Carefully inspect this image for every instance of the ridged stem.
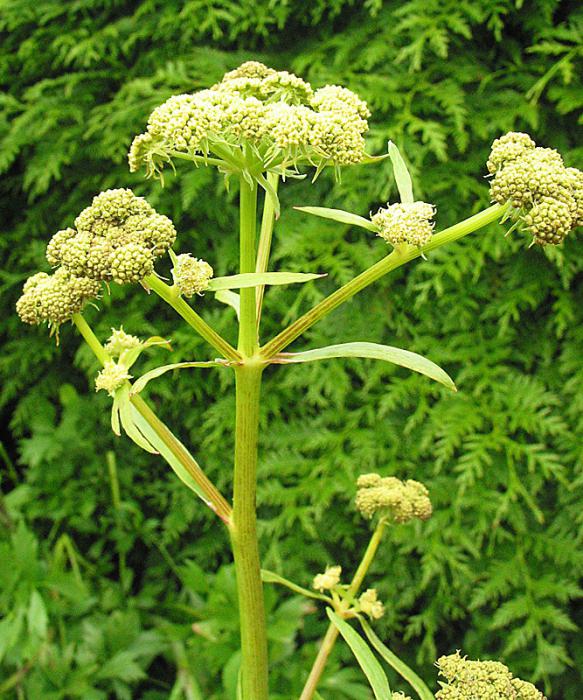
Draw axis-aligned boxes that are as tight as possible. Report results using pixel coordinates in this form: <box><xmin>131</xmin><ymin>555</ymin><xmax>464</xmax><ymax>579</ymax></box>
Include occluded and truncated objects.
<box><xmin>255</xmin><ymin>172</ymin><xmax>280</xmax><ymax>329</ymax></box>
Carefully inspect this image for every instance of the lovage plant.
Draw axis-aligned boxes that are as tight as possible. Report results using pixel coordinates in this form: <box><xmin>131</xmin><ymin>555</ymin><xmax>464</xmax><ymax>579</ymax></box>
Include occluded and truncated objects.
<box><xmin>17</xmin><ymin>62</ymin><xmax>581</xmax><ymax>699</ymax></box>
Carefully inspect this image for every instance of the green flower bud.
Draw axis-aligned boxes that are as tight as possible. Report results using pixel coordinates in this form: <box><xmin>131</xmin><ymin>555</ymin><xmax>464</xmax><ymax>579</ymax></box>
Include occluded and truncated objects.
<box><xmin>371</xmin><ymin>201</ymin><xmax>435</xmax><ymax>247</ymax></box>
<box><xmin>487</xmin><ymin>131</ymin><xmax>536</xmax><ymax>174</ymax></box>
<box><xmin>222</xmin><ymin>61</ymin><xmax>276</xmax><ymax>82</ymax></box>
<box><xmin>95</xmin><ymin>361</ymin><xmax>132</xmax><ymax>397</ymax></box>
<box><xmin>172</xmin><ymin>254</ymin><xmax>214</xmax><ymax>297</ymax></box>
<box><xmin>435</xmin><ymin>651</ymin><xmax>546</xmax><ymax>699</ymax></box>
<box><xmin>523</xmin><ymin>195</ymin><xmax>573</xmax><ymax>245</ymax></box>
<box><xmin>110</xmin><ymin>243</ymin><xmax>154</xmax><ymax>284</ymax></box>
<box><xmin>16</xmin><ymin>268</ymin><xmax>100</xmax><ymax>328</ymax></box>
<box><xmin>309</xmin><ymin>110</ymin><xmax>368</xmax><ymax>165</ymax></box>
<box><xmin>311</xmin><ymin>85</ymin><xmax>370</xmax><ymax>119</ymax></box>
<box><xmin>358</xmin><ymin>588</ymin><xmax>385</xmax><ymax>620</ymax></box>
<box><xmin>312</xmin><ymin>565</ymin><xmax>342</xmax><ymax>592</ymax></box>
<box><xmin>46</xmin><ymin>228</ymin><xmax>76</xmax><ymax>267</ymax></box>
<box><xmin>355</xmin><ymin>474</ymin><xmax>432</xmax><ymax>522</ymax></box>
<box><xmin>565</xmin><ymin>167</ymin><xmax>583</xmax><ymax>227</ymax></box>
<box><xmin>393</xmin><ymin>693</ymin><xmax>413</xmax><ymax>700</ymax></box>
<box><xmin>105</xmin><ymin>327</ymin><xmax>141</xmax><ymax>357</ymax></box>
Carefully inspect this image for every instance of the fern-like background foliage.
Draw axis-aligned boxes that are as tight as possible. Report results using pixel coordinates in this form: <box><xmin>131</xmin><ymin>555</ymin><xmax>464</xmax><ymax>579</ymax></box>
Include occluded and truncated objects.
<box><xmin>1</xmin><ymin>1</ymin><xmax>582</xmax><ymax>697</ymax></box>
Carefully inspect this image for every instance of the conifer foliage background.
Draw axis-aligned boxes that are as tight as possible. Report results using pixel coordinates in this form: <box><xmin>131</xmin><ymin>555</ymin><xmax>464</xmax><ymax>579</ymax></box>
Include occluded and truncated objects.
<box><xmin>1</xmin><ymin>1</ymin><xmax>582</xmax><ymax>698</ymax></box>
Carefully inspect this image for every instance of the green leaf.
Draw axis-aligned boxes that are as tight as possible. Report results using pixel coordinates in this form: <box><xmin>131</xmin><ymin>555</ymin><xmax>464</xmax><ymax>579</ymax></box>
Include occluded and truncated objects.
<box><xmin>294</xmin><ymin>206</ymin><xmax>377</xmax><ymax>232</ymax></box>
<box><xmin>117</xmin><ymin>386</ymin><xmax>158</xmax><ymax>454</ymax></box>
<box><xmin>275</xmin><ymin>342</ymin><xmax>456</xmax><ymax>391</ymax></box>
<box><xmin>207</xmin><ymin>272</ymin><xmax>325</xmax><ymax>291</ymax></box>
<box><xmin>27</xmin><ymin>590</ymin><xmax>48</xmax><ymax>638</ymax></box>
<box><xmin>131</xmin><ymin>361</ymin><xmax>227</xmax><ymax>396</ymax></box>
<box><xmin>359</xmin><ymin>618</ymin><xmax>435</xmax><ymax>700</ymax></box>
<box><xmin>130</xmin><ymin>404</ymin><xmax>211</xmax><ymax>505</ymax></box>
<box><xmin>216</xmin><ymin>290</ymin><xmax>241</xmax><ymax>319</ymax></box>
<box><xmin>111</xmin><ymin>394</ymin><xmax>121</xmax><ymax>437</ymax></box>
<box><xmin>327</xmin><ymin>609</ymin><xmax>392</xmax><ymax>700</ymax></box>
<box><xmin>388</xmin><ymin>141</ymin><xmax>414</xmax><ymax>204</ymax></box>
<box><xmin>261</xmin><ymin>569</ymin><xmax>332</xmax><ymax>602</ymax></box>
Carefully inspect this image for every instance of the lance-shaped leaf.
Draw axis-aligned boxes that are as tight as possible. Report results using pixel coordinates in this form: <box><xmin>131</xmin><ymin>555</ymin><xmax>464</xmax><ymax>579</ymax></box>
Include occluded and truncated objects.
<box><xmin>294</xmin><ymin>206</ymin><xmax>377</xmax><ymax>232</ymax></box>
<box><xmin>215</xmin><ymin>290</ymin><xmax>240</xmax><ymax>319</ymax></box>
<box><xmin>359</xmin><ymin>618</ymin><xmax>435</xmax><ymax>700</ymax></box>
<box><xmin>327</xmin><ymin>610</ymin><xmax>392</xmax><ymax>700</ymax></box>
<box><xmin>261</xmin><ymin>569</ymin><xmax>332</xmax><ymax>603</ymax></box>
<box><xmin>116</xmin><ymin>385</ymin><xmax>158</xmax><ymax>453</ymax></box>
<box><xmin>131</xmin><ymin>361</ymin><xmax>228</xmax><ymax>396</ymax></box>
<box><xmin>388</xmin><ymin>141</ymin><xmax>414</xmax><ymax>204</ymax></box>
<box><xmin>130</xmin><ymin>405</ymin><xmax>213</xmax><ymax>506</ymax></box>
<box><xmin>119</xmin><ymin>335</ymin><xmax>172</xmax><ymax>370</ymax></box>
<box><xmin>207</xmin><ymin>271</ymin><xmax>324</xmax><ymax>291</ymax></box>
<box><xmin>274</xmin><ymin>342</ymin><xmax>456</xmax><ymax>391</ymax></box>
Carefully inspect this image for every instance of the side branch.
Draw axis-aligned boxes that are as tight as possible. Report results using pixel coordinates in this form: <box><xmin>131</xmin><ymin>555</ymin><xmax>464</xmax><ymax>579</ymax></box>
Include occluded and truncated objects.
<box><xmin>261</xmin><ymin>204</ymin><xmax>505</xmax><ymax>358</ymax></box>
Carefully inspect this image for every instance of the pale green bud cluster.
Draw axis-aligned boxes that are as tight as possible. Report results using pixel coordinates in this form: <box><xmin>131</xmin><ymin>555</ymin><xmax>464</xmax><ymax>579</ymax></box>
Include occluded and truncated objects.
<box><xmin>95</xmin><ymin>361</ymin><xmax>132</xmax><ymax>397</ymax></box>
<box><xmin>46</xmin><ymin>189</ymin><xmax>176</xmax><ymax>283</ymax></box>
<box><xmin>105</xmin><ymin>328</ymin><xmax>141</xmax><ymax>357</ymax></box>
<box><xmin>371</xmin><ymin>201</ymin><xmax>435</xmax><ymax>248</ymax></box>
<box><xmin>489</xmin><ymin>132</ymin><xmax>582</xmax><ymax>245</ymax></box>
<box><xmin>129</xmin><ymin>61</ymin><xmax>370</xmax><ymax>173</ymax></box>
<box><xmin>435</xmin><ymin>651</ymin><xmax>546</xmax><ymax>699</ymax></box>
<box><xmin>393</xmin><ymin>693</ymin><xmax>413</xmax><ymax>700</ymax></box>
<box><xmin>355</xmin><ymin>473</ymin><xmax>432</xmax><ymax>522</ymax></box>
<box><xmin>358</xmin><ymin>588</ymin><xmax>385</xmax><ymax>619</ymax></box>
<box><xmin>312</xmin><ymin>565</ymin><xmax>342</xmax><ymax>592</ymax></box>
<box><xmin>16</xmin><ymin>268</ymin><xmax>100</xmax><ymax>328</ymax></box>
<box><xmin>172</xmin><ymin>254</ymin><xmax>214</xmax><ymax>297</ymax></box>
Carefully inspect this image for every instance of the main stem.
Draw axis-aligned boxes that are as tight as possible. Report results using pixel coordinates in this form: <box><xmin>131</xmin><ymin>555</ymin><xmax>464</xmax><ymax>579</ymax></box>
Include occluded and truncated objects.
<box><xmin>299</xmin><ymin>519</ymin><xmax>388</xmax><ymax>700</ymax></box>
<box><xmin>230</xmin><ymin>177</ymin><xmax>269</xmax><ymax>700</ymax></box>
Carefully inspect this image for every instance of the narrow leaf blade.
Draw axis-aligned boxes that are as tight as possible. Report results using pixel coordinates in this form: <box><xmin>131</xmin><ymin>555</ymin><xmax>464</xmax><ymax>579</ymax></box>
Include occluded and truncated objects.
<box><xmin>360</xmin><ymin>618</ymin><xmax>435</xmax><ymax>700</ymax></box>
<box><xmin>327</xmin><ymin>609</ymin><xmax>392</xmax><ymax>700</ymax></box>
<box><xmin>117</xmin><ymin>387</ymin><xmax>158</xmax><ymax>453</ymax></box>
<box><xmin>294</xmin><ymin>206</ymin><xmax>377</xmax><ymax>232</ymax></box>
<box><xmin>215</xmin><ymin>290</ymin><xmax>241</xmax><ymax>319</ymax></box>
<box><xmin>208</xmin><ymin>272</ymin><xmax>324</xmax><ymax>291</ymax></box>
<box><xmin>261</xmin><ymin>569</ymin><xmax>331</xmax><ymax>602</ymax></box>
<box><xmin>131</xmin><ymin>361</ymin><xmax>226</xmax><ymax>395</ymax></box>
<box><xmin>388</xmin><ymin>142</ymin><xmax>414</xmax><ymax>204</ymax></box>
<box><xmin>276</xmin><ymin>342</ymin><xmax>456</xmax><ymax>391</ymax></box>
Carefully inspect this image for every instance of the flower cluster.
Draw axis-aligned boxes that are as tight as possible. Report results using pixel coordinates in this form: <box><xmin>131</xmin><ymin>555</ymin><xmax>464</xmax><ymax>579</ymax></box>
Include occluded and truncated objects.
<box><xmin>435</xmin><ymin>652</ymin><xmax>546</xmax><ymax>699</ymax></box>
<box><xmin>16</xmin><ymin>268</ymin><xmax>100</xmax><ymax>330</ymax></box>
<box><xmin>371</xmin><ymin>201</ymin><xmax>435</xmax><ymax>248</ymax></box>
<box><xmin>104</xmin><ymin>327</ymin><xmax>141</xmax><ymax>357</ymax></box>
<box><xmin>312</xmin><ymin>565</ymin><xmax>342</xmax><ymax>592</ymax></box>
<box><xmin>129</xmin><ymin>61</ymin><xmax>370</xmax><ymax>174</ymax></box>
<box><xmin>46</xmin><ymin>189</ymin><xmax>176</xmax><ymax>284</ymax></box>
<box><xmin>489</xmin><ymin>132</ymin><xmax>582</xmax><ymax>245</ymax></box>
<box><xmin>358</xmin><ymin>588</ymin><xmax>385</xmax><ymax>619</ymax></box>
<box><xmin>355</xmin><ymin>473</ymin><xmax>432</xmax><ymax>522</ymax></box>
<box><xmin>172</xmin><ymin>254</ymin><xmax>214</xmax><ymax>297</ymax></box>
<box><xmin>94</xmin><ymin>361</ymin><xmax>132</xmax><ymax>397</ymax></box>
<box><xmin>393</xmin><ymin>694</ymin><xmax>412</xmax><ymax>700</ymax></box>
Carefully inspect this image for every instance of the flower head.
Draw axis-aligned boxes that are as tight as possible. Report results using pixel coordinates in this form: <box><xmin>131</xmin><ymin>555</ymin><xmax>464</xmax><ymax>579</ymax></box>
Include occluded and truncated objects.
<box><xmin>358</xmin><ymin>588</ymin><xmax>385</xmax><ymax>619</ymax></box>
<box><xmin>312</xmin><ymin>565</ymin><xmax>342</xmax><ymax>592</ymax></box>
<box><xmin>105</xmin><ymin>328</ymin><xmax>141</xmax><ymax>357</ymax></box>
<box><xmin>47</xmin><ymin>189</ymin><xmax>176</xmax><ymax>283</ymax></box>
<box><xmin>95</xmin><ymin>361</ymin><xmax>132</xmax><ymax>397</ymax></box>
<box><xmin>371</xmin><ymin>201</ymin><xmax>435</xmax><ymax>247</ymax></box>
<box><xmin>393</xmin><ymin>693</ymin><xmax>413</xmax><ymax>700</ymax></box>
<box><xmin>435</xmin><ymin>651</ymin><xmax>546</xmax><ymax>699</ymax></box>
<box><xmin>355</xmin><ymin>473</ymin><xmax>432</xmax><ymax>522</ymax></box>
<box><xmin>172</xmin><ymin>254</ymin><xmax>214</xmax><ymax>297</ymax></box>
<box><xmin>16</xmin><ymin>268</ymin><xmax>100</xmax><ymax>330</ymax></box>
<box><xmin>129</xmin><ymin>62</ymin><xmax>370</xmax><ymax>174</ymax></box>
<box><xmin>488</xmin><ymin>133</ymin><xmax>581</xmax><ymax>246</ymax></box>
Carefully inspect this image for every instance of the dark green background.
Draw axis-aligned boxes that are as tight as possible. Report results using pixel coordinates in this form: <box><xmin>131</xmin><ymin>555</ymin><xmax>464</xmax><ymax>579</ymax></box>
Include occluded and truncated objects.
<box><xmin>1</xmin><ymin>1</ymin><xmax>582</xmax><ymax>698</ymax></box>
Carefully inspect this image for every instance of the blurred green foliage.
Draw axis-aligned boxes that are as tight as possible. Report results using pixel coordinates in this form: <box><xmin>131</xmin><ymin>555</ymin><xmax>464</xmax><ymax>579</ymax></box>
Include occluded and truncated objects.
<box><xmin>1</xmin><ymin>0</ymin><xmax>582</xmax><ymax>697</ymax></box>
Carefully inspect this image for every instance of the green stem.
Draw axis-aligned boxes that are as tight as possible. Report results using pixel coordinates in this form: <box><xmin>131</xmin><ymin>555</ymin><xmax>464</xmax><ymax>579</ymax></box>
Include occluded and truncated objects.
<box><xmin>230</xmin><ymin>366</ymin><xmax>268</xmax><ymax>700</ymax></box>
<box><xmin>238</xmin><ymin>177</ymin><xmax>259</xmax><ymax>356</ymax></box>
<box><xmin>262</xmin><ymin>204</ymin><xmax>505</xmax><ymax>359</ymax></box>
<box><xmin>255</xmin><ymin>172</ymin><xmax>280</xmax><ymax>328</ymax></box>
<box><xmin>144</xmin><ymin>274</ymin><xmax>241</xmax><ymax>362</ymax></box>
<box><xmin>299</xmin><ymin>519</ymin><xmax>388</xmax><ymax>700</ymax></box>
<box><xmin>71</xmin><ymin>314</ymin><xmax>233</xmax><ymax>524</ymax></box>
<box><xmin>229</xmin><ymin>175</ymin><xmax>269</xmax><ymax>700</ymax></box>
